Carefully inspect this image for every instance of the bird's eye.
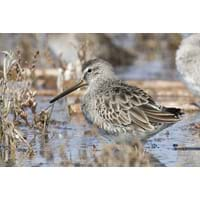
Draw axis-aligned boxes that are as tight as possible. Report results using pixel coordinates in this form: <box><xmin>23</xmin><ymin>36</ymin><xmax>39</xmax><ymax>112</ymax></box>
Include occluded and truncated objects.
<box><xmin>87</xmin><ymin>69</ymin><xmax>92</xmax><ymax>73</ymax></box>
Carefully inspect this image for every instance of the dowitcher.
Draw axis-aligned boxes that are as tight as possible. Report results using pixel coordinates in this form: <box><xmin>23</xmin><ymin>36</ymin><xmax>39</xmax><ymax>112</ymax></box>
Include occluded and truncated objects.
<box><xmin>50</xmin><ymin>59</ymin><xmax>183</xmax><ymax>141</ymax></box>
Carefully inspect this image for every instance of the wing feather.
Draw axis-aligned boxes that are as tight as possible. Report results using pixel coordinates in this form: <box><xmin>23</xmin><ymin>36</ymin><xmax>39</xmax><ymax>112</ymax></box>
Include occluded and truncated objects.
<box><xmin>95</xmin><ymin>82</ymin><xmax>180</xmax><ymax>132</ymax></box>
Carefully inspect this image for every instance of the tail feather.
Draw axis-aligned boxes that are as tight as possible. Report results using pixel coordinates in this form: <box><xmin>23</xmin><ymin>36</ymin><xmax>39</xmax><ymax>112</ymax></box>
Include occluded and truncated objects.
<box><xmin>142</xmin><ymin>105</ymin><xmax>184</xmax><ymax>123</ymax></box>
<box><xmin>163</xmin><ymin>107</ymin><xmax>184</xmax><ymax>118</ymax></box>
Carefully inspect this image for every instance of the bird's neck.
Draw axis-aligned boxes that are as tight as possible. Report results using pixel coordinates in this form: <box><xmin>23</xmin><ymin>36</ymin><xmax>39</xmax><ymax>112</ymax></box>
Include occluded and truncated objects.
<box><xmin>87</xmin><ymin>77</ymin><xmax>118</xmax><ymax>94</ymax></box>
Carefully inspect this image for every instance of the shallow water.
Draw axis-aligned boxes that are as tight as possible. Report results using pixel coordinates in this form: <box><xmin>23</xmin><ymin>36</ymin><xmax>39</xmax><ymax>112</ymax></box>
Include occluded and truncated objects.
<box><xmin>1</xmin><ymin>96</ymin><xmax>101</xmax><ymax>167</ymax></box>
<box><xmin>1</xmin><ymin>95</ymin><xmax>200</xmax><ymax>167</ymax></box>
<box><xmin>116</xmin><ymin>60</ymin><xmax>179</xmax><ymax>81</ymax></box>
<box><xmin>145</xmin><ymin>112</ymin><xmax>200</xmax><ymax>167</ymax></box>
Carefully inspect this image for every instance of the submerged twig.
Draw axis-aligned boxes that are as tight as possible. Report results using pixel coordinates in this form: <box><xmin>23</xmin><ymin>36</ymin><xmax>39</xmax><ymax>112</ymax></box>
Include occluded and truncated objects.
<box><xmin>33</xmin><ymin>104</ymin><xmax>54</xmax><ymax>134</ymax></box>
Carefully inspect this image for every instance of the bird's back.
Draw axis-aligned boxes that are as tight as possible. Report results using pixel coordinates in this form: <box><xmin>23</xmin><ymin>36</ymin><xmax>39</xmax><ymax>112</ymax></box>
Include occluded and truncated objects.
<box><xmin>81</xmin><ymin>79</ymin><xmax>183</xmax><ymax>140</ymax></box>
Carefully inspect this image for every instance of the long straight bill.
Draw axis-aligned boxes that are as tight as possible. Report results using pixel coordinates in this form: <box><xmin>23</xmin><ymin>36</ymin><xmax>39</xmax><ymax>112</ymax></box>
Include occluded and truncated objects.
<box><xmin>49</xmin><ymin>80</ymin><xmax>86</xmax><ymax>104</ymax></box>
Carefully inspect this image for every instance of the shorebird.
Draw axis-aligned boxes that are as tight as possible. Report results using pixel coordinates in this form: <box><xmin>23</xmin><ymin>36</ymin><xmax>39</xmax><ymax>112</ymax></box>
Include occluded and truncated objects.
<box><xmin>176</xmin><ymin>34</ymin><xmax>200</xmax><ymax>96</ymax></box>
<box><xmin>176</xmin><ymin>34</ymin><xmax>200</xmax><ymax>109</ymax></box>
<box><xmin>50</xmin><ymin>58</ymin><xmax>183</xmax><ymax>141</ymax></box>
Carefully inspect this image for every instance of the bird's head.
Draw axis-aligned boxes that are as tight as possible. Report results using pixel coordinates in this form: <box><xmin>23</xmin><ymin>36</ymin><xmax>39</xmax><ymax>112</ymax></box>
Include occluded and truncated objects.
<box><xmin>49</xmin><ymin>58</ymin><xmax>116</xmax><ymax>104</ymax></box>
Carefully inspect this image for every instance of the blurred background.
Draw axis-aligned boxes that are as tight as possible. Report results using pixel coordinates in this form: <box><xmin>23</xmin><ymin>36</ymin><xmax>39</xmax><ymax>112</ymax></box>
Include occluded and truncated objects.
<box><xmin>0</xmin><ymin>33</ymin><xmax>187</xmax><ymax>90</ymax></box>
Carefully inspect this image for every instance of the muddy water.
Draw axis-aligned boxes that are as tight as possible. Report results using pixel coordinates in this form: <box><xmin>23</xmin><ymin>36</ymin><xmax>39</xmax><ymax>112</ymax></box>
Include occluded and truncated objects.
<box><xmin>10</xmin><ymin>97</ymin><xmax>101</xmax><ymax>167</ymax></box>
<box><xmin>116</xmin><ymin>60</ymin><xmax>179</xmax><ymax>81</ymax></box>
<box><xmin>145</xmin><ymin>112</ymin><xmax>200</xmax><ymax>167</ymax></box>
<box><xmin>1</xmin><ymin>95</ymin><xmax>200</xmax><ymax>167</ymax></box>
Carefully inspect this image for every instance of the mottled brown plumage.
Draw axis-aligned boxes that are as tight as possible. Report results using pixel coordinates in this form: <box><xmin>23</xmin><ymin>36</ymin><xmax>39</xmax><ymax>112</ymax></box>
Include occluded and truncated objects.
<box><xmin>50</xmin><ymin>58</ymin><xmax>183</xmax><ymax>140</ymax></box>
